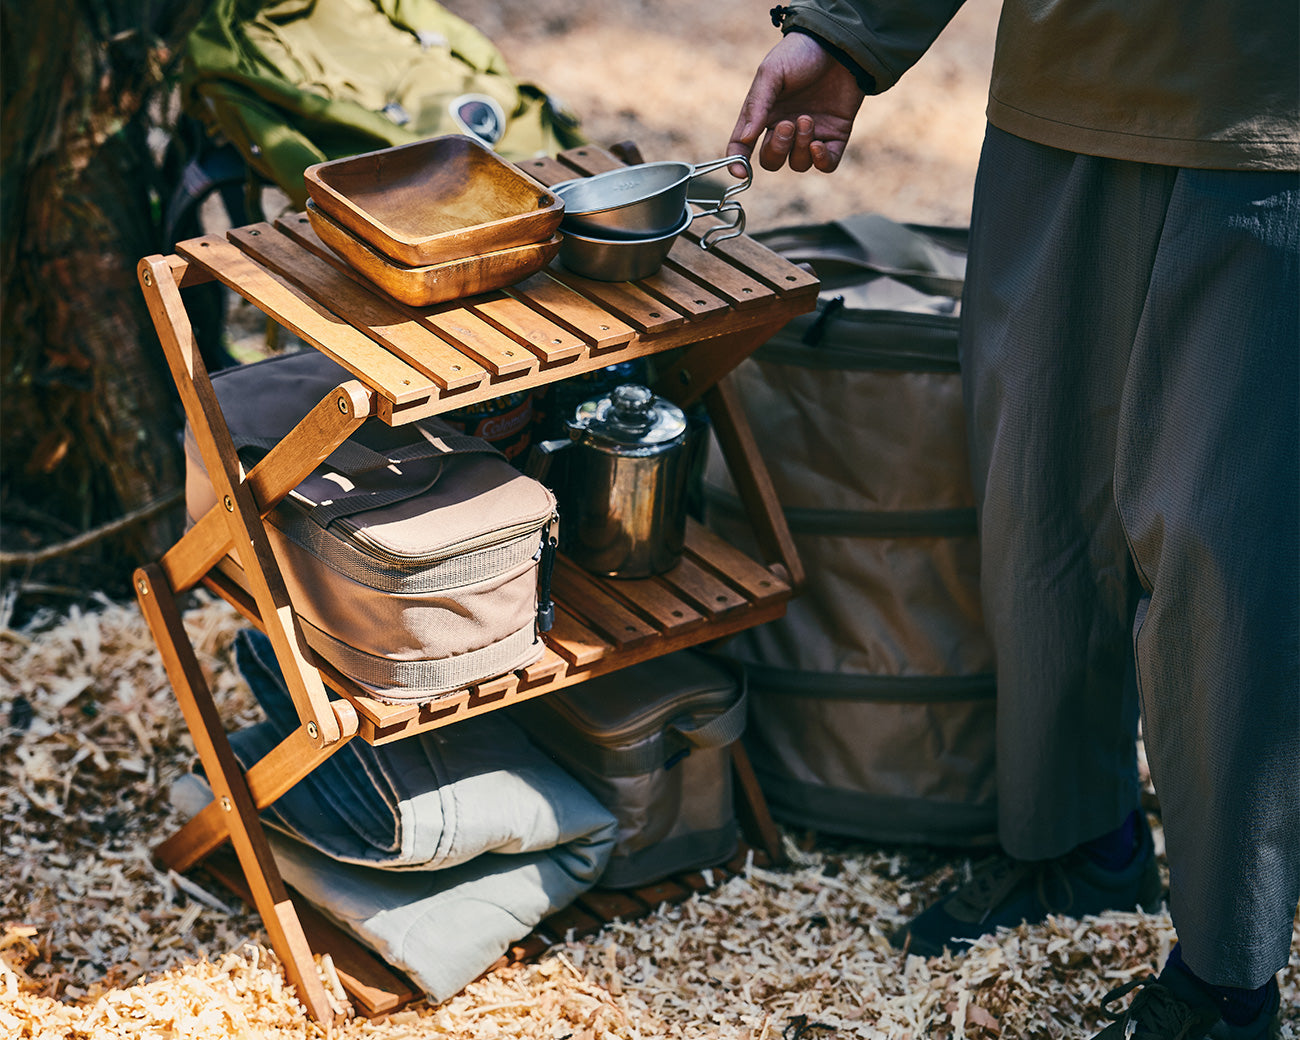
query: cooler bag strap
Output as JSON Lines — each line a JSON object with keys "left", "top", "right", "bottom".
{"left": 666, "top": 686, "right": 748, "bottom": 752}
{"left": 234, "top": 428, "right": 496, "bottom": 476}
{"left": 540, "top": 686, "right": 748, "bottom": 779}
{"left": 763, "top": 213, "right": 966, "bottom": 299}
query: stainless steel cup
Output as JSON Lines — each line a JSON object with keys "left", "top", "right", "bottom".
{"left": 552, "top": 155, "right": 751, "bottom": 240}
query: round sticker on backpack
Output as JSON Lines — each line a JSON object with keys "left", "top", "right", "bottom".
{"left": 450, "top": 93, "right": 506, "bottom": 145}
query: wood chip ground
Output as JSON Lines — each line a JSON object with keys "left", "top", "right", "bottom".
{"left": 2, "top": 594, "right": 1297, "bottom": 1038}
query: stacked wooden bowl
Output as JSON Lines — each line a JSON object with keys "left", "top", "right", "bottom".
{"left": 303, "top": 135, "right": 564, "bottom": 307}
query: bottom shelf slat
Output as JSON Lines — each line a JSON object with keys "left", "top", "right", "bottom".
{"left": 197, "top": 528, "right": 792, "bottom": 747}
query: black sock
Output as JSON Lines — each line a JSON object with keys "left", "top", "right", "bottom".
{"left": 1078, "top": 809, "right": 1140, "bottom": 871}
{"left": 1163, "top": 943, "right": 1275, "bottom": 1025}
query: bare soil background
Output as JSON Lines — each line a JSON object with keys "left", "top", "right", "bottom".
{"left": 456, "top": 0, "right": 1001, "bottom": 231}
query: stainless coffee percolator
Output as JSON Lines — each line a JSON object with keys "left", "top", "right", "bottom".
{"left": 527, "top": 383, "right": 690, "bottom": 578}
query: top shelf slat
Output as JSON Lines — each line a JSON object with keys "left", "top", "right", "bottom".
{"left": 170, "top": 146, "right": 817, "bottom": 427}
{"left": 174, "top": 235, "right": 437, "bottom": 405}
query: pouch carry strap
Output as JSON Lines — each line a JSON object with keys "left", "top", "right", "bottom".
{"left": 233, "top": 425, "right": 502, "bottom": 528}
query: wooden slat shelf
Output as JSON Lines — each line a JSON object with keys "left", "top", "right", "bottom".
{"left": 137, "top": 142, "right": 816, "bottom": 1026}
{"left": 200, "top": 518, "right": 793, "bottom": 747}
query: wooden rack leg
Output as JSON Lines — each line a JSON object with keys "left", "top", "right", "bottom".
{"left": 652, "top": 318, "right": 790, "bottom": 409}
{"left": 156, "top": 699, "right": 359, "bottom": 873}
{"left": 138, "top": 255, "right": 342, "bottom": 749}
{"left": 134, "top": 564, "right": 336, "bottom": 1024}
{"left": 732, "top": 742, "right": 786, "bottom": 866}
{"left": 704, "top": 375, "right": 804, "bottom": 589}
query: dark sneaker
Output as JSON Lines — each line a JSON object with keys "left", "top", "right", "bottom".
{"left": 1093, "top": 974, "right": 1281, "bottom": 1039}
{"left": 891, "top": 816, "right": 1163, "bottom": 957}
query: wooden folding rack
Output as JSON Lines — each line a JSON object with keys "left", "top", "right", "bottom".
{"left": 133, "top": 144, "right": 818, "bottom": 1023}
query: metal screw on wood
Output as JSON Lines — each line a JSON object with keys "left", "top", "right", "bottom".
{"left": 337, "top": 396, "right": 349, "bottom": 414}
{"left": 223, "top": 495, "right": 234, "bottom": 511}
{"left": 136, "top": 578, "right": 149, "bottom": 596}
{"left": 220, "top": 796, "right": 232, "bottom": 812}
{"left": 142, "top": 271, "right": 153, "bottom": 287}
{"left": 307, "top": 722, "right": 319, "bottom": 739}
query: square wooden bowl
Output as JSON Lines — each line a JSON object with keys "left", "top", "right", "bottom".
{"left": 306, "top": 201, "right": 561, "bottom": 308}
{"left": 303, "top": 135, "right": 564, "bottom": 268}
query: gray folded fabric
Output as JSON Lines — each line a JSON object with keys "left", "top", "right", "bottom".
{"left": 170, "top": 629, "right": 617, "bottom": 1000}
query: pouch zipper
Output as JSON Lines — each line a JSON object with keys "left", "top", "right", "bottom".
{"left": 330, "top": 511, "right": 554, "bottom": 569}
{"left": 535, "top": 513, "right": 559, "bottom": 632}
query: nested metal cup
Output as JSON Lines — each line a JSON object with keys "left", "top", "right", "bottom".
{"left": 553, "top": 154, "right": 751, "bottom": 239}
{"left": 557, "top": 208, "right": 692, "bottom": 282}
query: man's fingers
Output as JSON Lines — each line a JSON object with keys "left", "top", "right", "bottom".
{"left": 726, "top": 33, "right": 860, "bottom": 177}
{"left": 787, "top": 115, "right": 816, "bottom": 173}
{"left": 726, "top": 77, "right": 778, "bottom": 176}
{"left": 727, "top": 104, "right": 760, "bottom": 151}
{"left": 728, "top": 68, "right": 780, "bottom": 147}
{"left": 758, "top": 119, "right": 797, "bottom": 171}
{"left": 810, "top": 139, "right": 846, "bottom": 173}
{"left": 726, "top": 110, "right": 758, "bottom": 175}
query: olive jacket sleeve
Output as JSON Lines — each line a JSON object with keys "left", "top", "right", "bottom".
{"left": 774, "top": 0, "right": 1298, "bottom": 171}
{"left": 773, "top": 0, "right": 968, "bottom": 94}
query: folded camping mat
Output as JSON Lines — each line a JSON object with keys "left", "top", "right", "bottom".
{"left": 171, "top": 629, "right": 617, "bottom": 1000}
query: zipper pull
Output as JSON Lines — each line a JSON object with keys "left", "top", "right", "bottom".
{"left": 535, "top": 515, "right": 559, "bottom": 632}
{"left": 802, "top": 294, "right": 845, "bottom": 347}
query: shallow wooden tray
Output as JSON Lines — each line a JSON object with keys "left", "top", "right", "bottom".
{"left": 306, "top": 200, "right": 561, "bottom": 307}
{"left": 303, "top": 135, "right": 564, "bottom": 267}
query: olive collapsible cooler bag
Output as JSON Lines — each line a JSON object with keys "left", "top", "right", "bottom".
{"left": 704, "top": 213, "right": 998, "bottom": 848}
{"left": 509, "top": 649, "right": 746, "bottom": 887}
{"left": 185, "top": 349, "right": 558, "bottom": 704}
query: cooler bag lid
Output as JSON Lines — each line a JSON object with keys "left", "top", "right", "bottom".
{"left": 517, "top": 652, "right": 746, "bottom": 776}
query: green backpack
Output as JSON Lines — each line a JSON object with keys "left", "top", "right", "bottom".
{"left": 182, "top": 0, "right": 585, "bottom": 209}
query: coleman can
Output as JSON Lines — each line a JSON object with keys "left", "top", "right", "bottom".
{"left": 443, "top": 389, "right": 535, "bottom": 463}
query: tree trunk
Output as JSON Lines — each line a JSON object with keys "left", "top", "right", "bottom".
{"left": 0, "top": 0, "right": 208, "bottom": 603}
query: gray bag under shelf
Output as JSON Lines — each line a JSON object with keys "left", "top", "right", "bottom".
{"left": 704, "top": 213, "right": 998, "bottom": 848}
{"left": 508, "top": 650, "right": 747, "bottom": 888}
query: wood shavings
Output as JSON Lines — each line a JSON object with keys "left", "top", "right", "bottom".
{"left": 2, "top": 594, "right": 1298, "bottom": 1038}
{"left": 167, "top": 870, "right": 237, "bottom": 916}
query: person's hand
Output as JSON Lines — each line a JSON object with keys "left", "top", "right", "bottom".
{"left": 727, "top": 31, "right": 865, "bottom": 176}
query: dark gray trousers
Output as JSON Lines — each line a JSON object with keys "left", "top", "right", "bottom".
{"left": 960, "top": 124, "right": 1298, "bottom": 987}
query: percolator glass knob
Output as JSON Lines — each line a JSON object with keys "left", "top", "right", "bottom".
{"left": 610, "top": 383, "right": 653, "bottom": 421}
